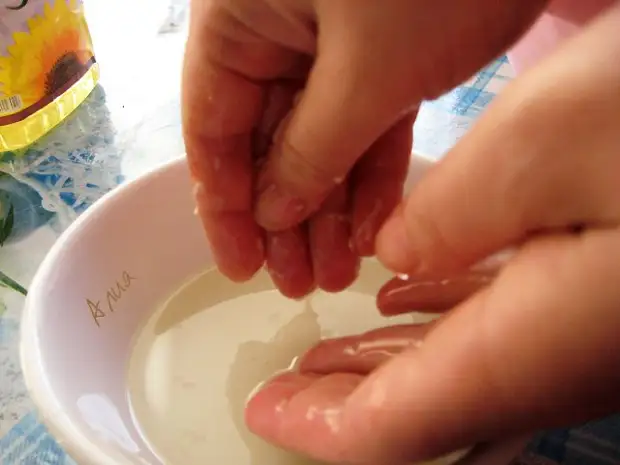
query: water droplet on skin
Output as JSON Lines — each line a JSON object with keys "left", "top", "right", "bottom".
{"left": 355, "top": 199, "right": 383, "bottom": 245}
{"left": 305, "top": 406, "right": 341, "bottom": 434}
{"left": 343, "top": 337, "right": 421, "bottom": 358}
{"left": 192, "top": 182, "right": 203, "bottom": 198}
{"left": 275, "top": 399, "right": 287, "bottom": 413}
{"left": 266, "top": 266, "right": 285, "bottom": 282}
{"left": 287, "top": 355, "right": 301, "bottom": 371}
{"left": 384, "top": 275, "right": 494, "bottom": 306}
{"left": 323, "top": 409, "right": 341, "bottom": 434}
{"left": 192, "top": 184, "right": 204, "bottom": 214}
{"left": 347, "top": 238, "right": 355, "bottom": 252}
{"left": 245, "top": 379, "right": 271, "bottom": 406}
{"left": 472, "top": 249, "right": 514, "bottom": 272}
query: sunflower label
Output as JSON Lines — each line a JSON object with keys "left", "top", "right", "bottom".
{"left": 0, "top": 0, "right": 99, "bottom": 152}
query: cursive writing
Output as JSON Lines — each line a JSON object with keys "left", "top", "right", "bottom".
{"left": 87, "top": 271, "right": 136, "bottom": 327}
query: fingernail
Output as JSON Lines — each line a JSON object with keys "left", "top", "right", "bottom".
{"left": 255, "top": 183, "right": 307, "bottom": 230}
{"left": 376, "top": 214, "right": 420, "bottom": 274}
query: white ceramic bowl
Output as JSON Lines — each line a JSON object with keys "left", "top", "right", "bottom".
{"left": 20, "top": 154, "right": 530, "bottom": 465}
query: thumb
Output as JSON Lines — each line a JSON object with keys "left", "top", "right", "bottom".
{"left": 376, "top": 1, "right": 620, "bottom": 276}
{"left": 254, "top": 42, "right": 412, "bottom": 231}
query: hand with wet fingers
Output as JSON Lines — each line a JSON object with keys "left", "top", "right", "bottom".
{"left": 182, "top": 0, "right": 548, "bottom": 298}
{"left": 245, "top": 5, "right": 620, "bottom": 463}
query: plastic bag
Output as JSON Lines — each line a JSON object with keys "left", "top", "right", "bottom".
{"left": 0, "top": 0, "right": 99, "bottom": 152}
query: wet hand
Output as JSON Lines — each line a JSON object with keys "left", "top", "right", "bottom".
{"left": 245, "top": 5, "right": 620, "bottom": 463}
{"left": 182, "top": 0, "right": 547, "bottom": 297}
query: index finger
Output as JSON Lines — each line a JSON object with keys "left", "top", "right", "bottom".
{"left": 182, "top": 13, "right": 265, "bottom": 281}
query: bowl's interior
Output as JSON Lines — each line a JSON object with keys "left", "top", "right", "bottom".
{"left": 21, "top": 154, "right": 528, "bottom": 465}
{"left": 22, "top": 157, "right": 214, "bottom": 464}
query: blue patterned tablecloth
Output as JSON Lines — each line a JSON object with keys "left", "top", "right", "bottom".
{"left": 1, "top": 1, "right": 619, "bottom": 464}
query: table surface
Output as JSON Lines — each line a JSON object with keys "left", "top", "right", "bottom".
{"left": 2, "top": 1, "right": 620, "bottom": 464}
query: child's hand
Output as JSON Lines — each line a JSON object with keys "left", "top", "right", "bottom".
{"left": 245, "top": 4, "right": 620, "bottom": 463}
{"left": 182, "top": 0, "right": 546, "bottom": 297}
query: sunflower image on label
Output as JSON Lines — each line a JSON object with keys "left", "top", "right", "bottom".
{"left": 0, "top": 0, "right": 99, "bottom": 152}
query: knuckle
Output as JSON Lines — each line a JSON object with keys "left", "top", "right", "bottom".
{"left": 279, "top": 136, "right": 346, "bottom": 197}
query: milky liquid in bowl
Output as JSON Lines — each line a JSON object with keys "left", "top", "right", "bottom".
{"left": 126, "top": 260, "right": 467, "bottom": 465}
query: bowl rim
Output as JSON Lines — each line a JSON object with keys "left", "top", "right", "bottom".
{"left": 20, "top": 152, "right": 529, "bottom": 465}
{"left": 21, "top": 154, "right": 186, "bottom": 465}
